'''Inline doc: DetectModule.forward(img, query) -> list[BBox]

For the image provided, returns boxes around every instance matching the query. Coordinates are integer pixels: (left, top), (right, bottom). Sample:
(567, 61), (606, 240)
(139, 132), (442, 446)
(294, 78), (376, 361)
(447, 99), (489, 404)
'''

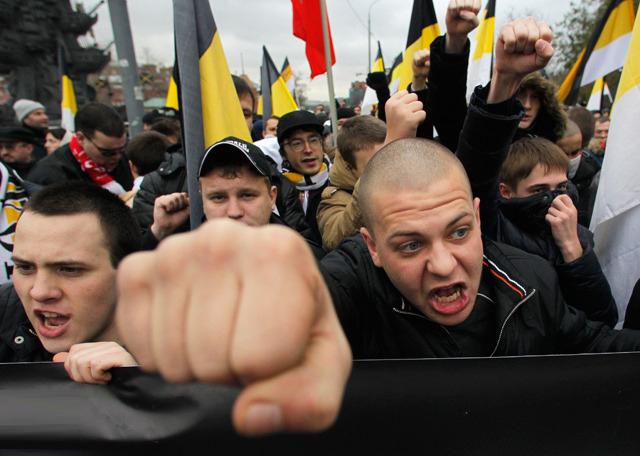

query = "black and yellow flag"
(165, 75), (179, 110)
(389, 0), (441, 93)
(281, 57), (296, 99)
(558, 0), (635, 105)
(173, 0), (250, 229)
(372, 41), (385, 73)
(261, 46), (298, 120)
(388, 52), (403, 85)
(467, 0), (496, 98)
(59, 47), (77, 131)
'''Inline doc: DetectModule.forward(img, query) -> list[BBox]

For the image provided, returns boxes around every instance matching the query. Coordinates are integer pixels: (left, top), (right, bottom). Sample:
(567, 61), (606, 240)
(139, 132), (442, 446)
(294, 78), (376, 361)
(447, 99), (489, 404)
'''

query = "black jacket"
(321, 235), (640, 359)
(457, 85), (618, 327)
(133, 151), (313, 238)
(570, 152), (601, 228)
(374, 35), (469, 153)
(0, 283), (50, 363)
(28, 144), (133, 190)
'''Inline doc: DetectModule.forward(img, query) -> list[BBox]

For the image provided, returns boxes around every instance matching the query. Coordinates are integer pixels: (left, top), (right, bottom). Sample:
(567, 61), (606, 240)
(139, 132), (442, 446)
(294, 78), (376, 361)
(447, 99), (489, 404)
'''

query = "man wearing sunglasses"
(29, 103), (133, 194)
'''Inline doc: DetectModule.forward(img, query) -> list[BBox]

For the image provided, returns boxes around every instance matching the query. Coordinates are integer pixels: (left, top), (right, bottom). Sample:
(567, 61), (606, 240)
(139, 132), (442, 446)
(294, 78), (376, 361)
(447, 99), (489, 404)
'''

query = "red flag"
(291, 0), (336, 79)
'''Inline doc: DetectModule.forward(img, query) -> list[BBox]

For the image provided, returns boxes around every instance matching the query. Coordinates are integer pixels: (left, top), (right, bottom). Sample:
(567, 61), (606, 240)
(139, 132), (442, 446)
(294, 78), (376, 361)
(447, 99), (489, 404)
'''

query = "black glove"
(366, 72), (388, 91)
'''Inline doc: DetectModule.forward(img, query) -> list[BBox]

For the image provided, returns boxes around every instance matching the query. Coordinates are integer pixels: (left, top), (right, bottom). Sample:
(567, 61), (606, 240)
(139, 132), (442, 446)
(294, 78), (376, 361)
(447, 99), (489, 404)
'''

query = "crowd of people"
(0, 0), (637, 438)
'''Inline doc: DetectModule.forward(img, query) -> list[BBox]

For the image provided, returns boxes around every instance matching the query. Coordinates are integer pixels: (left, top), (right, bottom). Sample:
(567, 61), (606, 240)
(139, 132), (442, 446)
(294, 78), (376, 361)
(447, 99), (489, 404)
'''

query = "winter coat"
(570, 152), (601, 228)
(0, 283), (50, 363)
(317, 151), (362, 251)
(28, 144), (133, 190)
(458, 84), (617, 327)
(321, 235), (640, 359)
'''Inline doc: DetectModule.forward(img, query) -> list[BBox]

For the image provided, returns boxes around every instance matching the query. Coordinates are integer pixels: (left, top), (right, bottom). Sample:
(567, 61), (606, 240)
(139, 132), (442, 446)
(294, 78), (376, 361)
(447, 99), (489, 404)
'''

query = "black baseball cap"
(199, 136), (274, 178)
(276, 110), (324, 146)
(0, 127), (37, 144)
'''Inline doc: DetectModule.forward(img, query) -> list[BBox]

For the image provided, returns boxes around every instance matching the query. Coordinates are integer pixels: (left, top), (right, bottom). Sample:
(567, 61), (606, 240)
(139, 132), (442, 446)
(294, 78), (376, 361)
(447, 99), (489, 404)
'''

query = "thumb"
(534, 39), (554, 67)
(53, 352), (68, 363)
(232, 324), (351, 436)
(459, 10), (480, 27)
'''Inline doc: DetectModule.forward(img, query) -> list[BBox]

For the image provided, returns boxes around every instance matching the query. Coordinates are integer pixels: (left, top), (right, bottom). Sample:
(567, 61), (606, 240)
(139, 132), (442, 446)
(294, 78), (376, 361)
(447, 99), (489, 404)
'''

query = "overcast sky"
(88, 0), (571, 101)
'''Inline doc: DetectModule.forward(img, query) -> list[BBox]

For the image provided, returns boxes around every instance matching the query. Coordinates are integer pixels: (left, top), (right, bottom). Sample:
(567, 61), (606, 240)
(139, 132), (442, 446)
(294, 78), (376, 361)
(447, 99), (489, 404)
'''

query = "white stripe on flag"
(61, 107), (75, 132)
(581, 33), (632, 85)
(591, 82), (640, 325)
(467, 54), (492, 100)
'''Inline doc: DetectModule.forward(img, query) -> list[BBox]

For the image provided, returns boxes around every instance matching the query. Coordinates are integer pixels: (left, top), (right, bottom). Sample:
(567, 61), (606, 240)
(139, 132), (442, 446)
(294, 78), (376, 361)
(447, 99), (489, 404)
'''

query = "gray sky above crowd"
(89, 0), (571, 102)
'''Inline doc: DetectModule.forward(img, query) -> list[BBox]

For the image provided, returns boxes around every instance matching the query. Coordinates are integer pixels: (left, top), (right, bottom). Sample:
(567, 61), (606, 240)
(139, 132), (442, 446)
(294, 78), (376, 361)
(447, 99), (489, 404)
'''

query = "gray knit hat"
(13, 99), (45, 123)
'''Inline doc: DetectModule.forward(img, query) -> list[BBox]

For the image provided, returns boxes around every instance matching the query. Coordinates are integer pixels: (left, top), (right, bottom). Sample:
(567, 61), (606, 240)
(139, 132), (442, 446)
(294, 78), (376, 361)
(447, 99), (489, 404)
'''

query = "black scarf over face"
(499, 189), (574, 235)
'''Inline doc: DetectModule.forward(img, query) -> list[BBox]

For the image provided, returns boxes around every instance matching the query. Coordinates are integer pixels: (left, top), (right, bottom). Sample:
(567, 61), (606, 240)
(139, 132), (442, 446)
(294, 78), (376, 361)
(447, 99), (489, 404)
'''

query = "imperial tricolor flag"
(59, 47), (77, 132)
(261, 46), (298, 119)
(281, 57), (296, 99)
(590, 7), (640, 324)
(586, 77), (613, 112)
(558, 0), (635, 105)
(389, 0), (441, 94)
(172, 0), (250, 229)
(466, 0), (496, 99)
(362, 41), (386, 115)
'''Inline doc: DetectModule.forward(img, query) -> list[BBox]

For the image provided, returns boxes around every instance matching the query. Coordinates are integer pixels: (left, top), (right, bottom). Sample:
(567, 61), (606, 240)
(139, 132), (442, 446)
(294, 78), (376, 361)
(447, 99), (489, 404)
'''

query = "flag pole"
(320, 0), (338, 137)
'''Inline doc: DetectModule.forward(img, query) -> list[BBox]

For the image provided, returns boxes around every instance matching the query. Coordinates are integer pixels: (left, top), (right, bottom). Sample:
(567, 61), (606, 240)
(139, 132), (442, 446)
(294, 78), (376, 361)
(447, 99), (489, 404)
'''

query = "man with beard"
(28, 103), (133, 194)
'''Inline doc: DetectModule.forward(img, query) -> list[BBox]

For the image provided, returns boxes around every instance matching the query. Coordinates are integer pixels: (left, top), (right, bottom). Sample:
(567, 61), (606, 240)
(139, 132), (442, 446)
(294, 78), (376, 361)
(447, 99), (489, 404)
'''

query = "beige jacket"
(317, 151), (363, 251)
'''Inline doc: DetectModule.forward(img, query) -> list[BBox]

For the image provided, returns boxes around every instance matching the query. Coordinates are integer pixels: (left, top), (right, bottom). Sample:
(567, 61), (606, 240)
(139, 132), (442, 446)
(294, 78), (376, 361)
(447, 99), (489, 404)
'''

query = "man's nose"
(29, 273), (63, 303)
(226, 198), (244, 220)
(426, 242), (457, 278)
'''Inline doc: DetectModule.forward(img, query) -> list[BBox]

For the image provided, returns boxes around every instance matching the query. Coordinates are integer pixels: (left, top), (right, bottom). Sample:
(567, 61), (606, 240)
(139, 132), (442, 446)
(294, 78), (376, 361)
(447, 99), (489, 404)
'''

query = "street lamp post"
(367, 0), (383, 74)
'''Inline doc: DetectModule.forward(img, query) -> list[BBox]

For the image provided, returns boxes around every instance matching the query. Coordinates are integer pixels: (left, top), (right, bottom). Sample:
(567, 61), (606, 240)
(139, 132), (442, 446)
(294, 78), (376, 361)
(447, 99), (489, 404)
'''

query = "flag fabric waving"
(466, 0), (496, 99)
(165, 75), (179, 110)
(558, 0), (635, 105)
(590, 7), (640, 324)
(261, 46), (298, 119)
(59, 47), (77, 132)
(281, 57), (296, 99)
(586, 77), (613, 111)
(172, 0), (250, 229)
(389, 0), (441, 95)
(362, 41), (386, 115)
(292, 0), (336, 79)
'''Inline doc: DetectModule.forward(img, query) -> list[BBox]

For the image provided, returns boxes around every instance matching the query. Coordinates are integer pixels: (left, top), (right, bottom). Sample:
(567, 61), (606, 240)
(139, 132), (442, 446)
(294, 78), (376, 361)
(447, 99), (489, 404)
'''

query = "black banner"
(1, 353), (640, 454)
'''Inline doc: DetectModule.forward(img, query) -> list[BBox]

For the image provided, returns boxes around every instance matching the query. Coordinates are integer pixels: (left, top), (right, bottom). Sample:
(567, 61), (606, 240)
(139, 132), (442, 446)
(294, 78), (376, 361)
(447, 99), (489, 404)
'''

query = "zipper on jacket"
(490, 289), (537, 357)
(393, 303), (459, 349)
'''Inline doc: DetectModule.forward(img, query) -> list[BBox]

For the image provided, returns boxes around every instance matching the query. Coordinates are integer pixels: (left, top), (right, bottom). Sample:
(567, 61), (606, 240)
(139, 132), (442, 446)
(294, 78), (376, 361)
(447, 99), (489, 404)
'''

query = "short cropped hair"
(150, 118), (181, 139)
(232, 75), (255, 110)
(126, 131), (168, 176)
(75, 102), (125, 139)
(337, 116), (387, 168)
(23, 181), (141, 267)
(568, 106), (595, 148)
(499, 137), (569, 190)
(359, 138), (466, 232)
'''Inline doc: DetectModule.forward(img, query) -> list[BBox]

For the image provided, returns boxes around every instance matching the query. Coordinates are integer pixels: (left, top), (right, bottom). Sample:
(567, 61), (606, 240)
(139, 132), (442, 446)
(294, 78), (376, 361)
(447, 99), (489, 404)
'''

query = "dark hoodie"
(515, 73), (567, 143)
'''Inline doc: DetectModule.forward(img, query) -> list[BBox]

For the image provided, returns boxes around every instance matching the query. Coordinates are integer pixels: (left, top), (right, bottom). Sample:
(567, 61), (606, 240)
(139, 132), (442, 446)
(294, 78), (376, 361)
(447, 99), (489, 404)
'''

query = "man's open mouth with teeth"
(33, 309), (71, 338)
(428, 283), (469, 316)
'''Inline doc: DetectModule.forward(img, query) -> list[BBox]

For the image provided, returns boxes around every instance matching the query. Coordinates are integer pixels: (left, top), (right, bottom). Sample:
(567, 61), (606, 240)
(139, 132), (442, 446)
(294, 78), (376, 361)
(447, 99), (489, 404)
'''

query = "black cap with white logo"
(199, 136), (274, 178)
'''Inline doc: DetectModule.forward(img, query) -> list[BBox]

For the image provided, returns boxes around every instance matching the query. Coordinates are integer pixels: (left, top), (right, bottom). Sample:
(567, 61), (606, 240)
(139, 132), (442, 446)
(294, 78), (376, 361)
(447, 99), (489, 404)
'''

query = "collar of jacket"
(0, 286), (47, 361)
(391, 239), (536, 328)
(328, 150), (358, 192)
(156, 151), (186, 176)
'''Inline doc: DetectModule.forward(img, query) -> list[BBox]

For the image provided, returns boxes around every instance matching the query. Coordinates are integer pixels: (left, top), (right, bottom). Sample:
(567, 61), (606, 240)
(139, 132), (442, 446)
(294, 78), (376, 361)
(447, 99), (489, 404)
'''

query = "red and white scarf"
(69, 135), (125, 194)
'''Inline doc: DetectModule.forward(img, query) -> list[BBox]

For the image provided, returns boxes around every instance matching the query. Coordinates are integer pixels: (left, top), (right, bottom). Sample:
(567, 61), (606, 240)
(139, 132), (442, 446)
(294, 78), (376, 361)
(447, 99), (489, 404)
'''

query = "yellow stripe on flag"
(61, 75), (77, 113)
(271, 76), (298, 117)
(594, 0), (635, 50)
(199, 32), (251, 147)
(165, 76), (179, 110)
(393, 22), (440, 93)
(557, 48), (586, 103)
(472, 15), (495, 61)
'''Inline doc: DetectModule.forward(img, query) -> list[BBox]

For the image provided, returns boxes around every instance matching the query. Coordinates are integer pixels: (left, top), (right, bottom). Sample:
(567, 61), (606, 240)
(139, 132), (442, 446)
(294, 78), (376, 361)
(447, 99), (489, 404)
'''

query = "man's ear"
(473, 197), (481, 228)
(269, 185), (277, 206)
(498, 182), (513, 199)
(361, 226), (382, 267)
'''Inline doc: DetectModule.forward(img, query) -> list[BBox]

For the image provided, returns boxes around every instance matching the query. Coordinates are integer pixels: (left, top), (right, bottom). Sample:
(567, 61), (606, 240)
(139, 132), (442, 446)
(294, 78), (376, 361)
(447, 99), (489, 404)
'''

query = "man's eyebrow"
(11, 256), (31, 264)
(446, 212), (473, 229)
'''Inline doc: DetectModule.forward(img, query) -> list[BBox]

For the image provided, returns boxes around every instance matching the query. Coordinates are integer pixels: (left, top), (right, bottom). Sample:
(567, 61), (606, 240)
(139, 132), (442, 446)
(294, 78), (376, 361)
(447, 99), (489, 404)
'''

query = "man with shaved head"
(115, 17), (640, 438)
